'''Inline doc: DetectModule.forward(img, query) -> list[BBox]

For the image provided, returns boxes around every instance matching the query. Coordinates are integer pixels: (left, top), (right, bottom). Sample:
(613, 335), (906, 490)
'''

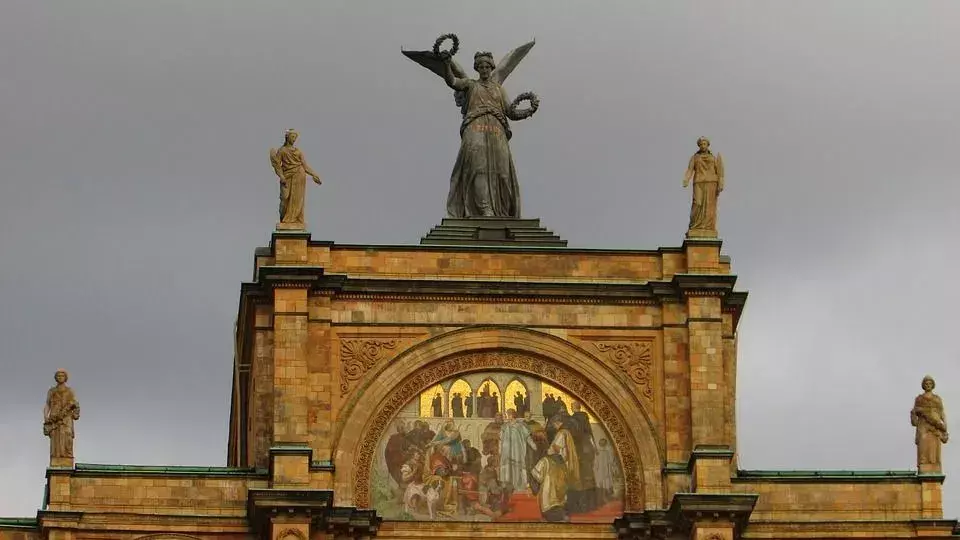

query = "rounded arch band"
(332, 327), (664, 511)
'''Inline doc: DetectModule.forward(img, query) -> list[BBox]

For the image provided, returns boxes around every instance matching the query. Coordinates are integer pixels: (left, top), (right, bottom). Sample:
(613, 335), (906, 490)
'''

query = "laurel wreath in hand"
(508, 92), (540, 120)
(433, 33), (460, 58)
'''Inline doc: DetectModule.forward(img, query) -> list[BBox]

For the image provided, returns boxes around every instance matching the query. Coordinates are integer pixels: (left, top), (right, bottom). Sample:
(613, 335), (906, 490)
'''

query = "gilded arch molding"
(332, 326), (664, 511)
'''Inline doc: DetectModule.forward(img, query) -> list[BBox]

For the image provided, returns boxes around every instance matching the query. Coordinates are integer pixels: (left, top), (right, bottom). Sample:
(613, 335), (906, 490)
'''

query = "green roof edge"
(0, 517), (38, 530)
(737, 469), (944, 482)
(68, 463), (268, 477)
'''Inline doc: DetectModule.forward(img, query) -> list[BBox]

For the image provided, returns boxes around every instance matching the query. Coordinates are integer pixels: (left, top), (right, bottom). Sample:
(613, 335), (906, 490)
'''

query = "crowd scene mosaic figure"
(372, 372), (624, 523)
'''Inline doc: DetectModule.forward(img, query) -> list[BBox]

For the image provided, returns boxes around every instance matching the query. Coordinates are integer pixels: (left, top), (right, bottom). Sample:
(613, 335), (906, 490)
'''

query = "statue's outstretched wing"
(493, 39), (535, 85)
(402, 49), (469, 113)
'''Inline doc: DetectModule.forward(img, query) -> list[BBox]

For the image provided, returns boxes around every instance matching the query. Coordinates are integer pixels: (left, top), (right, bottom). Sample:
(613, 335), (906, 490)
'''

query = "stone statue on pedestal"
(43, 369), (79, 464)
(911, 375), (948, 472)
(683, 137), (725, 238)
(270, 129), (322, 230)
(403, 34), (540, 218)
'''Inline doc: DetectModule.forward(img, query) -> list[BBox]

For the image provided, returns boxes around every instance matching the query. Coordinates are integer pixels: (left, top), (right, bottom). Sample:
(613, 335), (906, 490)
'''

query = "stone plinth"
(420, 217), (567, 247)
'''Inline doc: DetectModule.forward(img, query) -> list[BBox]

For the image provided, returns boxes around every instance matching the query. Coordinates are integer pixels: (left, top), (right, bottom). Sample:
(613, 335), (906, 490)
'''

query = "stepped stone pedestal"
(420, 217), (567, 247)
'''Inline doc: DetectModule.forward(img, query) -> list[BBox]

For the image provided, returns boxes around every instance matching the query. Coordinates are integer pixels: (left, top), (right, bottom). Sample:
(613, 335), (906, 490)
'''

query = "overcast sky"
(1, 0), (959, 520)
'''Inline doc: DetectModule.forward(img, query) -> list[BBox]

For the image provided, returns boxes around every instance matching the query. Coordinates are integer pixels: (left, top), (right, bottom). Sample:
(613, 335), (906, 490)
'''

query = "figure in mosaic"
(403, 33), (540, 218)
(269, 129), (322, 230)
(43, 369), (80, 461)
(911, 375), (949, 471)
(683, 136), (725, 237)
(373, 372), (622, 522)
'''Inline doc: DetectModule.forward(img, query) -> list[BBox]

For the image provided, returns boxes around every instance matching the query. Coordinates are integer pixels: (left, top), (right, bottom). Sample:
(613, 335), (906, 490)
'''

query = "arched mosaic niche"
(366, 361), (627, 523)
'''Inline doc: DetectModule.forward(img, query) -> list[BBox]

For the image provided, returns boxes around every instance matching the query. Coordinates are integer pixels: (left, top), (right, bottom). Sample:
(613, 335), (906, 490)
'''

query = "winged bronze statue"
(402, 34), (540, 218)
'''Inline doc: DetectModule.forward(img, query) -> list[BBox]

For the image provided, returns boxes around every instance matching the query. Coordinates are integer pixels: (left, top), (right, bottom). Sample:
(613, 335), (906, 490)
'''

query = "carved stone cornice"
(615, 493), (758, 540)
(668, 492), (758, 535)
(614, 510), (675, 540)
(247, 489), (381, 540)
(257, 265), (327, 290)
(682, 237), (724, 249)
(244, 268), (748, 314)
(672, 274), (738, 298)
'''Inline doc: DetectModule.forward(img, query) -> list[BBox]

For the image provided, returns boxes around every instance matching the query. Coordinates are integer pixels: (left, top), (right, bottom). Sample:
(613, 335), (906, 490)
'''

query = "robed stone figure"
(43, 370), (80, 463)
(683, 136), (725, 237)
(270, 129), (322, 230)
(911, 375), (949, 472)
(402, 36), (539, 218)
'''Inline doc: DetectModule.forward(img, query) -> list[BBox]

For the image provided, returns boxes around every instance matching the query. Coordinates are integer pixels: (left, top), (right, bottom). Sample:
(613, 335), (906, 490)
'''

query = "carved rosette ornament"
(339, 339), (400, 396)
(353, 350), (645, 510)
(592, 342), (655, 402)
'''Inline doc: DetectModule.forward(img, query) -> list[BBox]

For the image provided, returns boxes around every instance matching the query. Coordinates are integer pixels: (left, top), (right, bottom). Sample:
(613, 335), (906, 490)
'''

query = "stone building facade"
(1, 218), (955, 539)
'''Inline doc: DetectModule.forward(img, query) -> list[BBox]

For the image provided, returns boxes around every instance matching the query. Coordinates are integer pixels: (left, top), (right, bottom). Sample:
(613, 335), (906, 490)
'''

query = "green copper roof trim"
(737, 469), (944, 483)
(663, 462), (688, 473)
(70, 463), (268, 477)
(0, 517), (38, 530)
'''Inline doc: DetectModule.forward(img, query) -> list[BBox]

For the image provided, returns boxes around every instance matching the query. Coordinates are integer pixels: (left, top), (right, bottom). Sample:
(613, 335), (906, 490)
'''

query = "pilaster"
(273, 284), (309, 446)
(267, 232), (315, 450)
(721, 310), (738, 472)
(252, 301), (275, 469)
(43, 467), (73, 512)
(676, 276), (732, 449)
(308, 293), (334, 461)
(919, 473), (946, 519)
(689, 445), (734, 492)
(270, 445), (312, 489)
